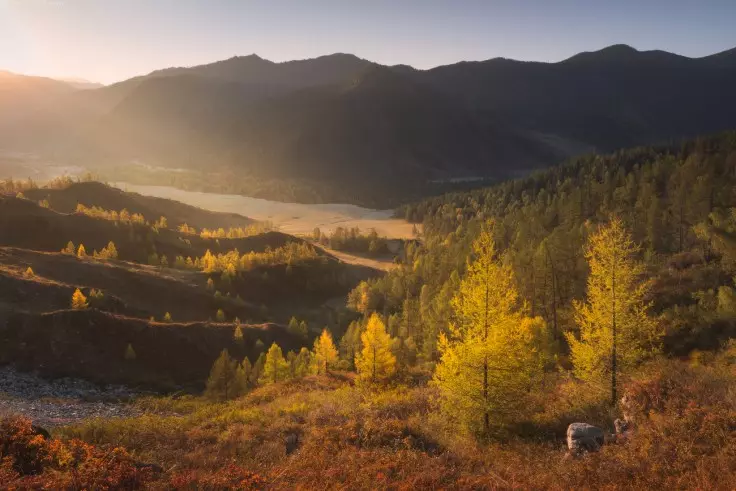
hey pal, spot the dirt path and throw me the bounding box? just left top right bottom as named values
left=309, top=241, right=398, bottom=272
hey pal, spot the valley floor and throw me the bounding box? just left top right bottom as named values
left=111, top=182, right=417, bottom=239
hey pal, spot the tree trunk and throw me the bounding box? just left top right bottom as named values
left=611, top=253, right=617, bottom=407
left=372, top=346, right=377, bottom=381
left=483, top=259, right=490, bottom=434
left=545, top=243, right=559, bottom=341
left=483, top=357, right=489, bottom=435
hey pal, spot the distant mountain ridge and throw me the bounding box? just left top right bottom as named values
left=1, top=44, right=736, bottom=204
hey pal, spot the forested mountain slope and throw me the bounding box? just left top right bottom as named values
left=343, top=132, right=736, bottom=366
left=3, top=45, right=736, bottom=205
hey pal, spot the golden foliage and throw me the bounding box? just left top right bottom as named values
left=434, top=222, right=546, bottom=435
left=312, top=329, right=339, bottom=374
left=568, top=217, right=661, bottom=398
left=71, top=288, right=88, bottom=310
left=355, top=313, right=396, bottom=382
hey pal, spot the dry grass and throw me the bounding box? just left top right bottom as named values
left=36, top=348, right=736, bottom=490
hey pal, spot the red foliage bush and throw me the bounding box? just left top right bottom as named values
left=0, top=415, right=265, bottom=490
left=1, top=416, right=155, bottom=489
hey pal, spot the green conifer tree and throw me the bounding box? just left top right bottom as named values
left=205, top=349, right=245, bottom=400
left=259, top=343, right=289, bottom=384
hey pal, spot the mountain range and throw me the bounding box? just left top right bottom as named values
left=2, top=44, right=736, bottom=201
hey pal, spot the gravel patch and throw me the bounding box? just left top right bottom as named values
left=0, top=367, right=140, bottom=427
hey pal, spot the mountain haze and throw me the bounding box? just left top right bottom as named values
left=2, top=44, right=736, bottom=203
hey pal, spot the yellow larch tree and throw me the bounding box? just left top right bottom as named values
left=202, top=250, right=217, bottom=273
left=62, top=241, right=75, bottom=254
left=568, top=216, right=661, bottom=405
left=433, top=221, right=546, bottom=436
left=71, top=288, right=88, bottom=310
left=312, top=328, right=338, bottom=374
left=355, top=313, right=396, bottom=382
left=99, top=241, right=118, bottom=260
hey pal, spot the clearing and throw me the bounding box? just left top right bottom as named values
left=111, top=182, right=417, bottom=239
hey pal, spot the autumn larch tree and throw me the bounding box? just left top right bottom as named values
left=355, top=313, right=396, bottom=383
left=71, top=288, right=88, bottom=310
left=298, top=320, right=309, bottom=339
left=260, top=343, right=289, bottom=384
left=62, top=241, right=75, bottom=255
left=568, top=216, right=661, bottom=406
left=433, top=222, right=546, bottom=436
left=205, top=349, right=246, bottom=401
left=241, top=357, right=253, bottom=389
left=251, top=351, right=266, bottom=385
left=77, top=244, right=87, bottom=258
left=233, top=324, right=244, bottom=345
left=312, top=329, right=339, bottom=375
left=101, top=241, right=118, bottom=260
left=287, top=317, right=303, bottom=338
left=124, top=343, right=136, bottom=361
left=295, top=347, right=312, bottom=377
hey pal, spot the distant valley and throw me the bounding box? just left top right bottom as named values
left=111, top=182, right=415, bottom=239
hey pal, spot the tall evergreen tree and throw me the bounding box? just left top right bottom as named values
left=355, top=314, right=396, bottom=382
left=568, top=217, right=661, bottom=405
left=251, top=352, right=266, bottom=386
left=260, top=343, right=289, bottom=384
left=205, top=349, right=245, bottom=401
left=312, top=329, right=339, bottom=374
left=241, top=357, right=253, bottom=389
left=433, top=222, right=546, bottom=435
left=295, top=347, right=312, bottom=377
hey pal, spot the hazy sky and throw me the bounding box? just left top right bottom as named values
left=2, top=0, right=736, bottom=85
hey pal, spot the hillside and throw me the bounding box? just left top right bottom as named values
left=0, top=193, right=278, bottom=264
left=1, top=135, right=735, bottom=489
left=23, top=181, right=255, bottom=230
left=3, top=45, right=736, bottom=205
left=0, top=183, right=381, bottom=390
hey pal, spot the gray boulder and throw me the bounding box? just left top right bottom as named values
left=567, top=423, right=605, bottom=454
